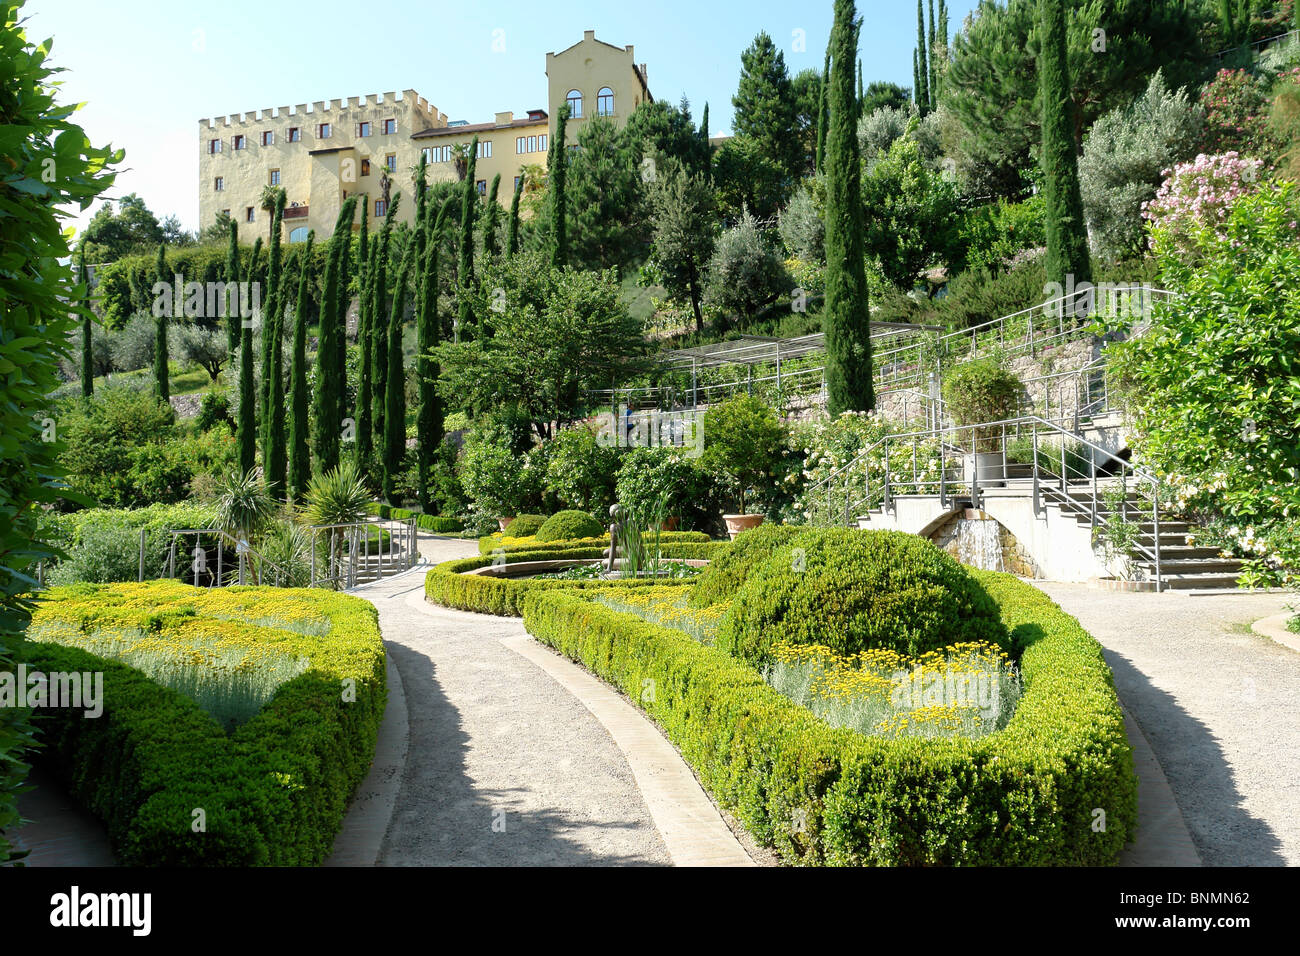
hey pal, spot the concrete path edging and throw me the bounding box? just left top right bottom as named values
left=1251, top=613, right=1300, bottom=655
left=1117, top=705, right=1200, bottom=866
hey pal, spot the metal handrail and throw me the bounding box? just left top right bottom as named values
left=157, top=527, right=293, bottom=587
left=309, top=516, right=418, bottom=590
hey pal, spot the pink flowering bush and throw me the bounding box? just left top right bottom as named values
left=1142, top=152, right=1264, bottom=268
left=1199, top=68, right=1270, bottom=157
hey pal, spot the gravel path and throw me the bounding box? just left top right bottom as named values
left=1035, top=584, right=1299, bottom=866
left=363, top=536, right=671, bottom=866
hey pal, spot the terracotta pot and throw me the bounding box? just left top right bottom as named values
left=497, top=517, right=515, bottom=532
left=723, top=513, right=765, bottom=540
left=657, top=516, right=680, bottom=532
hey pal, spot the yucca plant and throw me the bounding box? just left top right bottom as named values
left=212, top=467, right=277, bottom=542
left=257, top=520, right=313, bottom=587
left=303, top=461, right=372, bottom=587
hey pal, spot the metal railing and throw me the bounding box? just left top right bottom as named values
left=310, top=516, right=418, bottom=589
left=154, top=527, right=294, bottom=587
left=803, top=415, right=1169, bottom=588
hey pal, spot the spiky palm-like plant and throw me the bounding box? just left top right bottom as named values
left=303, top=460, right=373, bottom=585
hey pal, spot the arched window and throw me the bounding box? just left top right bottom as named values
left=288, top=226, right=310, bottom=244
left=566, top=89, right=583, bottom=118
left=596, top=87, right=615, bottom=116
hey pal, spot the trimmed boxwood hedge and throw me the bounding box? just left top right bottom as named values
left=478, top=529, right=711, bottom=556
left=521, top=569, right=1137, bottom=866
left=425, top=543, right=724, bottom=616
left=503, top=514, right=547, bottom=537
left=367, top=502, right=464, bottom=534
left=717, top=528, right=1010, bottom=665
left=688, top=522, right=806, bottom=607
left=21, top=581, right=385, bottom=866
left=535, top=510, right=604, bottom=542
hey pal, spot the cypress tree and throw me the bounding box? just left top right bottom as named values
left=1040, top=0, right=1092, bottom=297
left=913, top=49, right=921, bottom=109
left=507, top=171, right=524, bottom=256
left=333, top=214, right=352, bottom=420
left=153, top=243, right=170, bottom=404
left=265, top=191, right=289, bottom=495
left=939, top=0, right=949, bottom=62
left=824, top=0, right=873, bottom=415
left=383, top=241, right=415, bottom=503
left=260, top=189, right=286, bottom=486
left=356, top=204, right=373, bottom=465
left=311, top=197, right=358, bottom=476
left=549, top=105, right=570, bottom=268
left=483, top=173, right=501, bottom=259
left=78, top=247, right=92, bottom=398
left=371, top=195, right=400, bottom=445
left=417, top=196, right=457, bottom=511
left=248, top=236, right=264, bottom=295
left=816, top=44, right=831, bottom=172
left=224, top=218, right=240, bottom=355
left=288, top=232, right=315, bottom=500
left=927, top=0, right=937, bottom=109
left=364, top=238, right=382, bottom=468
left=857, top=59, right=864, bottom=112
left=457, top=136, right=479, bottom=334
left=915, top=0, right=929, bottom=115
left=237, top=259, right=257, bottom=476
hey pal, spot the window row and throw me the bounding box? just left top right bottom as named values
left=515, top=133, right=548, bottom=154
left=420, top=140, right=492, bottom=164
left=565, top=87, right=615, bottom=119
left=207, top=119, right=397, bottom=154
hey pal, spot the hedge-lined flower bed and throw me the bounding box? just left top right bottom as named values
left=21, top=581, right=385, bottom=866
left=521, top=569, right=1137, bottom=865
left=477, top=529, right=712, bottom=556
left=426, top=542, right=726, bottom=616
left=367, top=502, right=464, bottom=534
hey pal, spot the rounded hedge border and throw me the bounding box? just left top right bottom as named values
left=425, top=542, right=726, bottom=617
left=21, top=581, right=385, bottom=866
left=367, top=502, right=464, bottom=534
left=521, top=569, right=1137, bottom=866
left=478, top=529, right=711, bottom=557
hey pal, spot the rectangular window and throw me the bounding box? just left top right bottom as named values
left=539, top=134, right=548, bottom=152
left=385, top=153, right=396, bottom=172
left=208, top=139, right=222, bottom=154
left=232, top=134, right=246, bottom=150
left=476, top=179, right=486, bottom=195
left=516, top=136, right=526, bottom=154
left=245, top=207, right=255, bottom=222
left=442, top=146, right=452, bottom=162
left=288, top=126, right=301, bottom=142
left=527, top=135, right=536, bottom=153
left=269, top=169, right=281, bottom=186
left=361, top=158, right=371, bottom=176
left=358, top=121, right=371, bottom=137
left=261, top=130, right=274, bottom=146
left=214, top=176, right=224, bottom=191
left=382, top=118, right=396, bottom=134
left=477, top=140, right=492, bottom=159
left=421, top=147, right=432, bottom=164
left=318, top=122, right=331, bottom=139
left=375, top=199, right=387, bottom=217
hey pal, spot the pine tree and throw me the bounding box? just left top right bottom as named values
left=824, top=0, right=873, bottom=415
left=287, top=232, right=315, bottom=500
left=507, top=171, right=524, bottom=256
left=371, top=195, right=399, bottom=445
left=457, top=136, right=479, bottom=335
left=482, top=173, right=501, bottom=259
left=356, top=204, right=373, bottom=465
left=732, top=31, right=803, bottom=181
left=549, top=105, right=570, bottom=269
left=1040, top=0, right=1092, bottom=296
left=928, top=0, right=937, bottom=110
left=153, top=243, right=169, bottom=404
left=916, top=0, right=930, bottom=115
left=816, top=44, right=831, bottom=172
left=78, top=247, right=92, bottom=398
left=223, top=218, right=240, bottom=355
left=265, top=191, right=289, bottom=495
left=383, top=241, right=415, bottom=503
left=311, top=197, right=358, bottom=476
left=417, top=196, right=457, bottom=511
left=260, top=189, right=286, bottom=489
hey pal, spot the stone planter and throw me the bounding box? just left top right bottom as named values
left=963, top=452, right=1006, bottom=489
left=723, top=513, right=765, bottom=540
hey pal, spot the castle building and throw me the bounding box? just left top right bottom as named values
left=197, top=30, right=652, bottom=242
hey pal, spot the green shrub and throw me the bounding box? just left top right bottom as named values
left=541, top=427, right=620, bottom=516
left=22, top=581, right=384, bottom=865
left=614, top=447, right=716, bottom=530
left=688, top=522, right=805, bottom=607
left=479, top=529, right=709, bottom=557
left=699, top=394, right=790, bottom=515
left=424, top=543, right=724, bottom=616
left=941, top=358, right=1023, bottom=452
left=535, top=509, right=605, bottom=543
left=716, top=528, right=1009, bottom=667
left=366, top=502, right=465, bottom=534
left=520, top=569, right=1136, bottom=865
left=44, top=502, right=214, bottom=585
left=196, top=390, right=233, bottom=433
left=504, top=514, right=547, bottom=537
left=457, top=422, right=536, bottom=520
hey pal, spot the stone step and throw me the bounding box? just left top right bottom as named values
left=1158, top=573, right=1244, bottom=590
left=1146, top=558, right=1245, bottom=574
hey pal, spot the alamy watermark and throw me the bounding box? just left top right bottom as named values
left=0, top=664, right=103, bottom=718
left=152, top=273, right=261, bottom=323
left=595, top=404, right=704, bottom=457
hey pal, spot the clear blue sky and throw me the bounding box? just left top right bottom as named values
left=26, top=0, right=976, bottom=234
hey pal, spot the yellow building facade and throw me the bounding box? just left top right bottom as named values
left=198, top=31, right=651, bottom=241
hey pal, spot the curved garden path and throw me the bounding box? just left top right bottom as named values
left=343, top=534, right=752, bottom=867
left=1035, top=583, right=1299, bottom=866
